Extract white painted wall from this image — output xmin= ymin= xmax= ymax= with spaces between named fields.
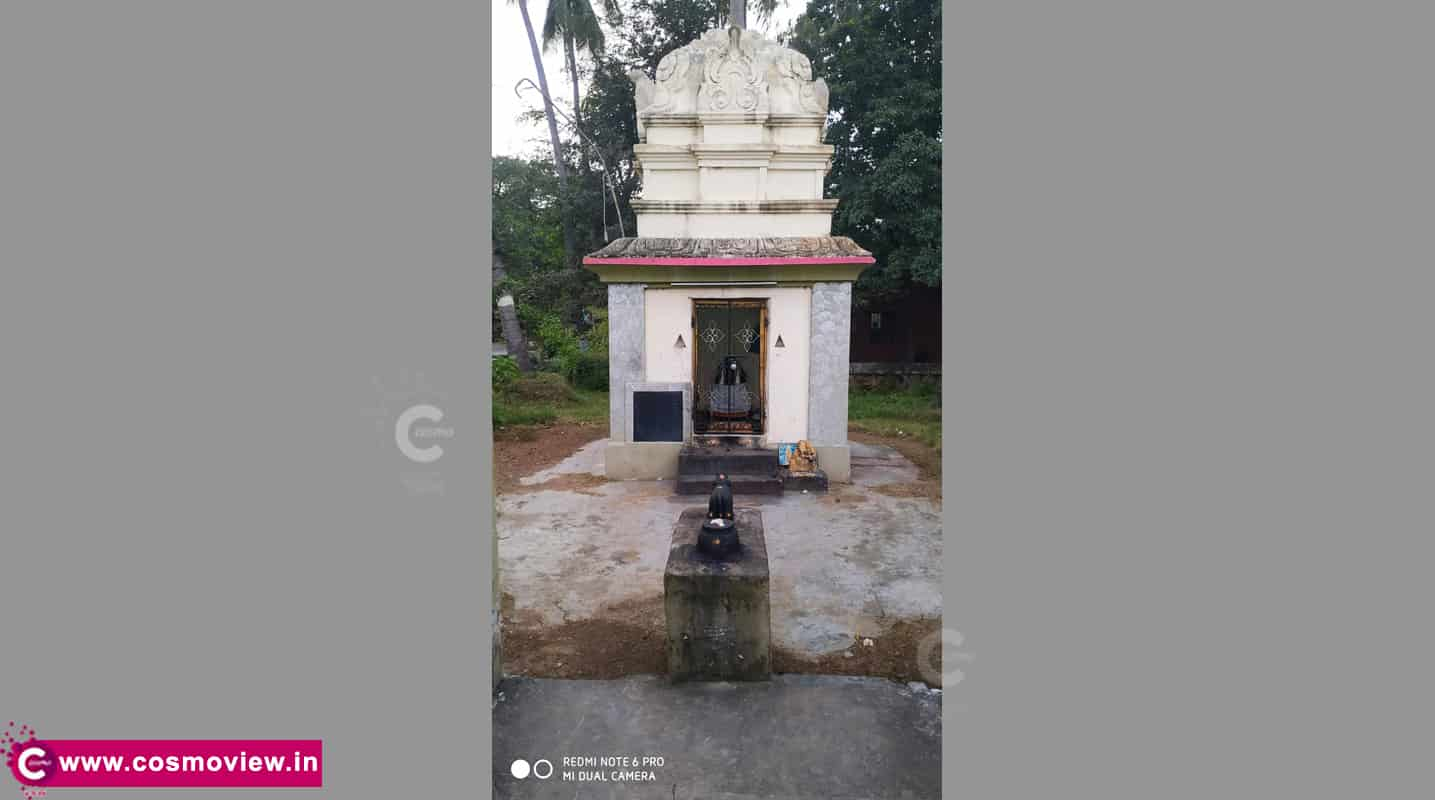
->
xmin=637 ymin=210 xmax=833 ymax=238
xmin=644 ymin=286 xmax=811 ymax=445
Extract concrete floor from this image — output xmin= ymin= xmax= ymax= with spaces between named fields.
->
xmin=492 ymin=675 xmax=942 ymax=799
xmin=498 ymin=439 xmax=942 ymax=656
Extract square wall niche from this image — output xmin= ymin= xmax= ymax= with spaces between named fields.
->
xmin=624 ymin=382 xmax=693 ymax=444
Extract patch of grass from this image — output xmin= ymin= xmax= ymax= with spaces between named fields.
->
xmin=560 ymin=388 xmax=609 ymax=425
xmin=492 ymin=404 xmax=558 ymax=428
xmin=494 ymin=375 xmax=608 ymax=433
xmin=848 ymin=382 xmax=942 ymax=451
xmin=493 ymin=377 xmax=944 ymax=457
xmin=504 ymin=373 xmax=577 ymax=404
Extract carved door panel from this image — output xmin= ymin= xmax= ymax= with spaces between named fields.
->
xmin=693 ymin=300 xmax=765 ymax=435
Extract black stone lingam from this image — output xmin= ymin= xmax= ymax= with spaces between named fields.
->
xmin=698 ymin=473 xmax=740 ymax=558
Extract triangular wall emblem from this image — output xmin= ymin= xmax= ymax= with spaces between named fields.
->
xmin=774 ymin=335 xmax=785 ymax=348
xmin=675 ymin=334 xmax=686 ymax=348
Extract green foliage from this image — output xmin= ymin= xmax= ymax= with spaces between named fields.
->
xmin=585 ymin=306 xmax=609 ymax=357
xmin=503 ymin=372 xmax=579 ymax=404
xmin=570 ymin=354 xmax=609 ymax=391
xmin=493 ymin=156 xmax=565 ymax=278
xmin=787 ymin=0 xmax=943 ymax=305
xmin=561 ymin=388 xmax=611 ymax=424
xmin=849 ymin=382 xmax=942 ymax=450
xmin=529 ymin=311 xmax=611 ymax=389
xmin=492 ymin=356 xmax=520 ymax=392
xmin=493 ymin=403 xmax=559 ymax=427
xmin=542 ymin=0 xmax=615 ymax=55
xmin=492 ymin=156 xmax=605 ymax=335
xmin=493 ymin=373 xmax=608 ymax=430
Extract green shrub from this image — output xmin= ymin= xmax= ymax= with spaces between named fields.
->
xmin=503 ymin=372 xmax=577 ymax=404
xmin=585 ymin=306 xmax=609 ymax=358
xmin=571 ymin=354 xmax=609 ymax=391
xmin=536 ymin=314 xmax=580 ymax=361
xmin=492 ymin=356 xmax=519 ymax=392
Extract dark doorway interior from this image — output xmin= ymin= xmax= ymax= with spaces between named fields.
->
xmin=692 ymin=299 xmax=765 ymax=436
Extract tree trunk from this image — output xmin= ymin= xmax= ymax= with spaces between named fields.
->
xmin=565 ymin=32 xmax=583 ymax=136
xmin=517 ymin=0 xmax=579 ymax=270
xmin=492 ymin=250 xmax=534 ymax=373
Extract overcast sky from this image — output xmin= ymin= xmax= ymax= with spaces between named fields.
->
xmin=491 ymin=1 xmax=805 ymax=157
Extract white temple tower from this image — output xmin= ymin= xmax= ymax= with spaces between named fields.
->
xmin=586 ymin=23 xmax=872 ymax=483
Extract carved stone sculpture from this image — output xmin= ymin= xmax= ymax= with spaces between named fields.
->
xmin=788 ymin=440 xmax=818 ymax=475
xmin=629 ymin=24 xmax=831 ymax=129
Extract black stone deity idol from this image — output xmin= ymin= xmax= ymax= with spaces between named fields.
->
xmin=709 ymin=356 xmax=753 ymax=417
xmin=708 ymin=472 xmax=734 ymax=520
xmin=699 ymin=473 xmax=740 ymax=557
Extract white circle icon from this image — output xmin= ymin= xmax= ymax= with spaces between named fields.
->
xmin=510 ymin=759 xmax=531 ymax=779
xmin=533 ymin=759 xmax=554 ymax=779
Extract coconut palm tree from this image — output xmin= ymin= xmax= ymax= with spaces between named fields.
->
xmin=511 ymin=0 xmax=578 ymax=269
xmin=541 ymin=0 xmax=617 ymax=137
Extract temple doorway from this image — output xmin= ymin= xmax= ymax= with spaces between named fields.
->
xmin=692 ymin=299 xmax=766 ymax=436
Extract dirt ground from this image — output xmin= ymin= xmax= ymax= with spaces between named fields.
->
xmin=501 ymin=591 xmax=945 ymax=686
xmin=500 ymin=592 xmax=666 ymax=679
xmin=493 ymin=422 xmax=607 ymax=493
xmin=773 ymin=617 xmax=944 ymax=686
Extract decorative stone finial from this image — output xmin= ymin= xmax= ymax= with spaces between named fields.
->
xmin=630 ymin=26 xmax=830 ymax=123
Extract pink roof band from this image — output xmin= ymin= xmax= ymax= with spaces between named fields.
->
xmin=582 ymin=255 xmax=875 ymax=266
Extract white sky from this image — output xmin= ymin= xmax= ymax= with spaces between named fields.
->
xmin=491 ymin=1 xmax=805 ymax=157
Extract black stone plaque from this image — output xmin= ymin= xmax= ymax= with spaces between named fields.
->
xmin=633 ymin=390 xmax=683 ymax=442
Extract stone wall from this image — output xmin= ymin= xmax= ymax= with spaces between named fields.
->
xmin=607 ymin=284 xmax=646 ymax=441
xmin=807 ymin=281 xmax=852 ymax=446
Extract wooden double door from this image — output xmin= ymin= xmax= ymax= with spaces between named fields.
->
xmin=692 ymin=299 xmax=766 ymax=436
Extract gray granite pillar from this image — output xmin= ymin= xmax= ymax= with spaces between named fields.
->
xmin=807 ymin=281 xmax=852 ymax=445
xmin=607 ymin=284 xmax=646 ymax=440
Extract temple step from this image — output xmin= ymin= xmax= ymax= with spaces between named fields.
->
xmin=674 ymin=473 xmax=784 ymax=496
xmin=678 ymin=445 xmax=780 ymax=476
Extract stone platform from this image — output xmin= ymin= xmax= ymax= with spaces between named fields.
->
xmin=674 ymin=444 xmax=829 ymax=495
xmin=665 ymin=507 xmax=771 ymax=682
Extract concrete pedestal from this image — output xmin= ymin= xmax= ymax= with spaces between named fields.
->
xmin=664 ymin=507 xmax=771 ymax=682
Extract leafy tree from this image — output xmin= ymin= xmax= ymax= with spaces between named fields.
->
xmin=492 ymin=156 xmax=604 ymax=335
xmin=787 ymin=0 xmax=942 ymax=305
xmin=542 ymin=0 xmax=619 ymax=134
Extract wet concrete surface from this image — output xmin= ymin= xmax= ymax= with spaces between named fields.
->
xmin=499 ymin=439 xmax=942 ymax=659
xmin=492 ymin=674 xmax=941 ymax=799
